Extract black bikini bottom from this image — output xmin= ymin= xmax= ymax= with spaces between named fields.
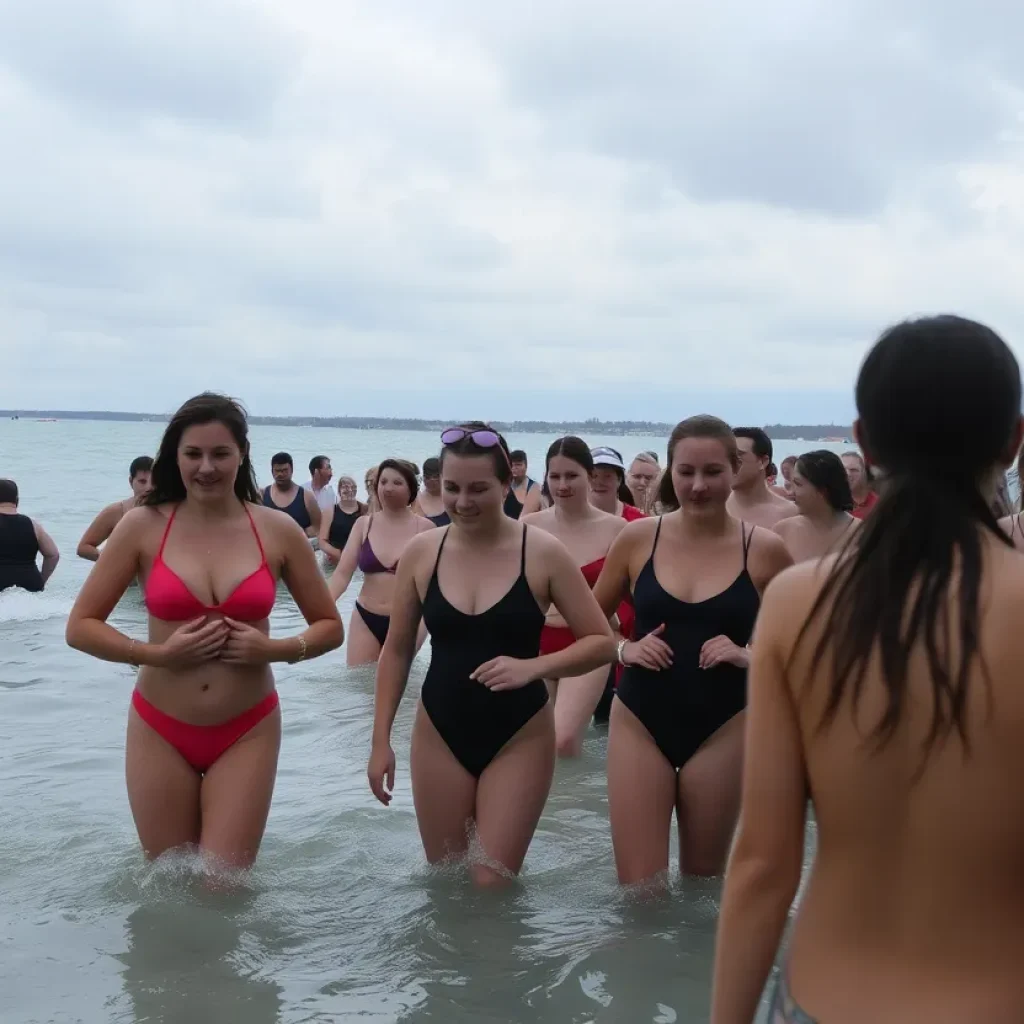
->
xmin=355 ymin=602 xmax=390 ymax=647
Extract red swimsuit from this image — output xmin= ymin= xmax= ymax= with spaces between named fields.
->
xmin=133 ymin=504 xmax=280 ymax=773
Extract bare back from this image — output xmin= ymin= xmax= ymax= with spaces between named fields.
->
xmin=772 ymin=539 xmax=1024 ymax=1018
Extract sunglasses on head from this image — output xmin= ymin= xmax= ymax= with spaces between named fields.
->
xmin=440 ymin=427 xmax=511 ymax=467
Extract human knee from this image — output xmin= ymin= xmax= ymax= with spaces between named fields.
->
xmin=555 ymin=728 xmax=582 ymax=758
xmin=469 ymin=862 xmax=515 ymax=889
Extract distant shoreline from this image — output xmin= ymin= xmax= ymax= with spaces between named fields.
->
xmin=0 ymin=409 xmax=854 ymax=442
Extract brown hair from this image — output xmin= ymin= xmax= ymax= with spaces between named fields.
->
xmin=657 ymin=414 xmax=739 ymax=509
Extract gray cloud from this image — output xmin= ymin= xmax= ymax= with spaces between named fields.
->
xmin=0 ymin=0 xmax=1022 ymax=420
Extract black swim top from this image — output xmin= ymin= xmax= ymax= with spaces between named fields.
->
xmin=631 ymin=517 xmax=760 ymax=661
xmin=328 ymin=502 xmax=366 ymax=551
xmin=262 ymin=485 xmax=312 ymax=531
xmin=422 ymin=525 xmax=544 ymax=661
xmin=0 ymin=513 xmax=42 ymax=593
xmin=503 ymin=490 xmax=523 ymax=520
xmin=427 ymin=510 xmax=451 ymax=527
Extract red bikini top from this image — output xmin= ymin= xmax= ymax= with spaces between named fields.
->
xmin=580 ymin=557 xmax=605 ymax=589
xmin=145 ymin=505 xmax=277 ymax=622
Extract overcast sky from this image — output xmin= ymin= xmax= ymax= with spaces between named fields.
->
xmin=1 ymin=0 xmax=1022 ymax=424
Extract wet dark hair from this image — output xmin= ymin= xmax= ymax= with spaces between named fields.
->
xmin=658 ymin=415 xmax=740 ymax=509
xmin=509 ymin=450 xmax=528 ymax=463
xmin=795 ymin=315 xmax=1022 ymax=767
xmin=376 ymin=458 xmax=419 ymax=504
xmin=795 ymin=450 xmax=854 ymax=513
xmin=0 ymin=478 xmax=18 ymax=504
xmin=545 ymin=436 xmax=595 ymax=476
xmin=733 ymin=426 xmax=773 ymax=461
xmin=766 ymin=461 xmax=778 ymax=479
xmin=309 ymin=455 xmax=329 ymax=475
xmin=422 ymin=457 xmax=441 ymax=478
xmin=144 ymin=393 xmax=261 ymax=506
xmin=129 ymin=456 xmax=153 ymax=479
xmin=438 ymin=422 xmax=513 ymax=484
xmin=271 ymin=452 xmax=293 ymax=468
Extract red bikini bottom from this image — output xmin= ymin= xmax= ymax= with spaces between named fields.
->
xmin=131 ymin=688 xmax=280 ymax=773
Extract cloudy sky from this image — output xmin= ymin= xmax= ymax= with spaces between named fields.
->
xmin=1 ymin=0 xmax=1022 ymax=424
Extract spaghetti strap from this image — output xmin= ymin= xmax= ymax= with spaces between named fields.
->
xmin=156 ymin=505 xmax=179 ymax=559
xmin=1016 ymin=513 xmax=1023 ymax=540
xmin=432 ymin=526 xmax=451 ymax=576
xmin=742 ymin=523 xmax=755 ymax=565
xmin=243 ymin=504 xmax=267 ymax=563
xmin=650 ymin=515 xmax=664 ymax=557
xmin=520 ymin=524 xmax=528 ymax=573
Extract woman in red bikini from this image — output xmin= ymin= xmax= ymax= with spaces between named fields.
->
xmin=522 ymin=437 xmax=625 ymax=756
xmin=66 ymin=393 xmax=343 ymax=869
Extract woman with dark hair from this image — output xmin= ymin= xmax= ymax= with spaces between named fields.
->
xmin=412 ymin=457 xmax=449 ymax=526
xmin=593 ymin=415 xmax=792 ymax=883
xmin=589 ymin=446 xmax=644 ymax=521
xmin=329 ymin=458 xmax=435 ymax=665
xmin=319 ymin=475 xmax=368 ymax=564
xmin=712 ymin=316 xmax=1024 ymax=1023
xmin=65 ymin=393 xmax=343 ymax=868
xmin=772 ymin=450 xmax=859 ymax=563
xmin=367 ymin=423 xmax=614 ymax=884
xmin=521 ymin=437 xmax=626 ymax=756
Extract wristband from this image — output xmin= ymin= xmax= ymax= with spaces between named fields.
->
xmin=616 ymin=638 xmax=628 ymax=665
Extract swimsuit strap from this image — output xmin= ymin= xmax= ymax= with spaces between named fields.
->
xmin=742 ymin=522 xmax=755 ymax=567
xmin=156 ymin=505 xmax=179 ymax=560
xmin=431 ymin=525 xmax=451 ymax=576
xmin=365 ymin=514 xmax=374 ymax=539
xmin=243 ymin=503 xmax=267 ymax=564
xmin=520 ymin=524 xmax=528 ymax=574
xmin=1016 ymin=512 xmax=1023 ymax=539
xmin=650 ymin=515 xmax=664 ymax=558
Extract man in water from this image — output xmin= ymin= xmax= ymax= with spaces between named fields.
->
xmin=303 ymin=456 xmax=337 ymax=512
xmin=76 ymin=456 xmax=154 ymax=561
xmin=727 ymin=427 xmax=799 ymax=529
xmin=0 ymin=478 xmax=60 ymax=591
xmin=509 ymin=450 xmax=543 ymax=515
xmin=262 ymin=452 xmax=320 ymax=537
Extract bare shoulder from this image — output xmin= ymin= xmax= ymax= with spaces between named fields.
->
xmin=403 ymin=524 xmax=445 ymax=566
xmin=521 ymin=508 xmax=554 ymax=527
xmin=748 ymin=522 xmax=794 ymax=582
xmin=414 ymin=514 xmax=437 ymax=534
xmin=772 ymin=515 xmax=800 ymax=538
xmin=248 ymin=501 xmax=304 ymax=539
xmin=117 ymin=504 xmax=167 ymax=537
xmin=757 ymin=558 xmax=829 ymax=645
xmin=524 ymin=521 xmax=565 ymax=553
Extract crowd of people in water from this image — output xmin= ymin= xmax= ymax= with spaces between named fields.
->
xmin=3 ymin=313 xmax=1024 ymax=1020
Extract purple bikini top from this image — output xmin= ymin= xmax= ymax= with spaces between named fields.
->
xmin=357 ymin=516 xmax=399 ymax=575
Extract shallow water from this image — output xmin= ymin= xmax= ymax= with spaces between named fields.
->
xmin=0 ymin=419 xmax=820 ymax=1023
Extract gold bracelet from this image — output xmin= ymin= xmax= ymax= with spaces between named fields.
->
xmin=127 ymin=638 xmax=137 ymax=666
xmin=294 ymin=637 xmax=307 ymax=663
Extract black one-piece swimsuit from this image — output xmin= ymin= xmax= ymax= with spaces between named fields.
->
xmin=616 ymin=518 xmax=760 ymax=769
xmin=420 ymin=525 xmax=548 ymax=778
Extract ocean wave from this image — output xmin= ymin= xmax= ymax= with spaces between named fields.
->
xmin=0 ymin=589 xmax=74 ymax=623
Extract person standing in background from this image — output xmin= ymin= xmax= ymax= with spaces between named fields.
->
xmin=0 ymin=478 xmax=60 ymax=592
xmin=262 ymin=453 xmax=320 ymax=538
xmin=303 ymin=456 xmax=336 ymax=512
xmin=842 ymin=450 xmax=878 ymax=519
xmin=77 ymin=456 xmax=154 ymax=561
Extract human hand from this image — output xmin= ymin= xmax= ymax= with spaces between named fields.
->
xmin=368 ymin=741 xmax=396 ymax=806
xmin=621 ymin=624 xmax=673 ymax=670
xmin=219 ymin=617 xmax=273 ymax=665
xmin=470 ymin=656 xmax=537 ymax=691
xmin=154 ymin=616 xmax=228 ymax=668
xmin=699 ymin=635 xmax=750 ymax=670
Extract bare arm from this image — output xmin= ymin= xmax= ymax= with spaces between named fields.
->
xmin=304 ymin=491 xmax=321 ymax=537
xmin=318 ymin=504 xmax=343 ymax=563
xmin=521 ymin=484 xmax=543 ymax=515
xmin=371 ymin=541 xmax=426 ymax=748
xmin=34 ymin=521 xmax=60 ymax=585
xmin=592 ymin=523 xmax=641 ymax=618
xmin=272 ymin=517 xmax=344 ymax=659
xmin=65 ymin=510 xmax=159 ymax=664
xmin=76 ymin=502 xmax=122 ymax=561
xmin=328 ymin=515 xmax=367 ymax=601
xmin=710 ymin=574 xmax=807 ymax=1023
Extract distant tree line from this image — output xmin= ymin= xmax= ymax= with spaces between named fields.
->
xmin=1 ymin=409 xmax=854 ymax=441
